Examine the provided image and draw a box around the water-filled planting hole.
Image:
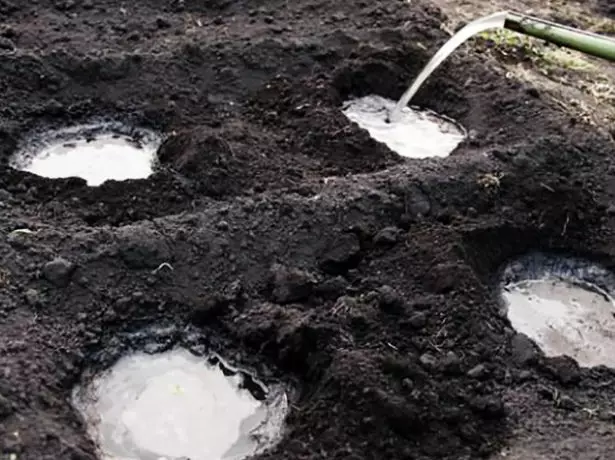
[10,123,161,186]
[72,348,289,460]
[500,253,615,368]
[341,95,466,159]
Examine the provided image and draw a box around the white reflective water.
[72,349,289,460]
[11,124,160,186]
[342,95,465,158]
[389,11,508,122]
[503,277,615,368]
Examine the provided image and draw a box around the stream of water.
[388,11,509,122]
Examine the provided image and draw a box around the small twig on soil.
[537,210,546,229]
[561,213,570,236]
[581,407,599,418]
[385,341,399,351]
[331,126,352,137]
[153,262,174,274]
[428,340,443,353]
[595,379,614,388]
[217,137,235,158]
[540,182,555,192]
[435,324,448,339]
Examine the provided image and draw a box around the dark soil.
[595,0,615,19]
[2,1,615,459]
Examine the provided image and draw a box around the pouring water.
[347,10,615,158]
[387,11,508,123]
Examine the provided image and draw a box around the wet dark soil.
[2,1,615,459]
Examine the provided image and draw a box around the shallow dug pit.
[500,253,615,368]
[10,123,161,186]
[72,348,289,460]
[341,95,466,159]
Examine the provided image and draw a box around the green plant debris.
[590,18,615,36]
[478,29,535,51]
[475,29,593,72]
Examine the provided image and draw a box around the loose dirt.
[2,1,615,459]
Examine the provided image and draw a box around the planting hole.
[10,124,161,186]
[72,348,289,460]
[501,254,615,368]
[341,95,465,158]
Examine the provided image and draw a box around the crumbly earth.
[2,1,615,459]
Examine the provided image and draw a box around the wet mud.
[2,0,615,459]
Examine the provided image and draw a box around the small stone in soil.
[556,394,579,411]
[314,276,349,299]
[544,356,581,385]
[467,364,488,379]
[42,257,76,287]
[156,17,171,28]
[440,352,462,375]
[24,288,42,306]
[373,227,401,245]
[469,395,506,419]
[270,264,316,304]
[408,312,428,329]
[377,285,405,312]
[0,37,15,50]
[510,333,539,365]
[321,233,361,273]
[419,353,437,369]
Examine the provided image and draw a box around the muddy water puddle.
[72,348,289,460]
[10,124,161,186]
[502,255,615,368]
[342,95,465,158]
